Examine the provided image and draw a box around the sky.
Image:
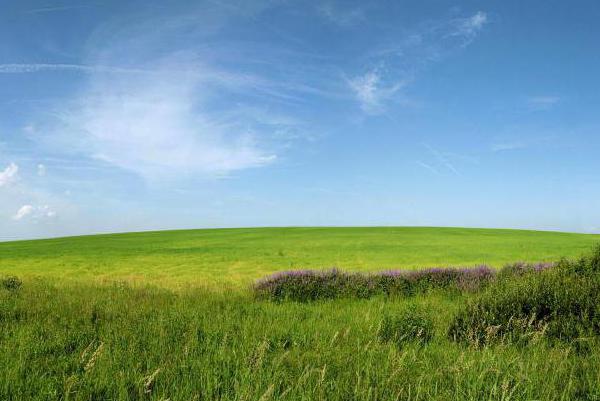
[1,0,599,240]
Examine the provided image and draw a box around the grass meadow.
[2,227,600,400]
[0,226,597,287]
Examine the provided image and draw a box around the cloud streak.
[0,163,19,187]
[0,63,147,74]
[416,161,440,175]
[491,141,528,152]
[422,144,462,176]
[23,4,98,14]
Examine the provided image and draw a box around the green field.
[1,227,598,288]
[2,227,600,400]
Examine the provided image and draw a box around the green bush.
[378,307,434,347]
[449,247,600,346]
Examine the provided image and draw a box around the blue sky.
[1,0,599,239]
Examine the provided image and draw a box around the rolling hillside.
[1,227,598,287]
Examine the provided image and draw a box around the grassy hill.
[3,227,600,400]
[0,226,598,287]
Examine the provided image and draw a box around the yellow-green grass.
[1,227,598,288]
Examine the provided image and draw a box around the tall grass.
[3,272,600,400]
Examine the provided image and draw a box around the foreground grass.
[1,227,598,288]
[2,281,600,401]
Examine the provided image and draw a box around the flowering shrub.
[254,265,496,302]
[496,261,555,278]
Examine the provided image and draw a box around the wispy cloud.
[348,11,488,114]
[422,144,464,176]
[0,62,320,104]
[527,95,560,110]
[416,161,440,175]
[491,134,556,153]
[0,163,19,187]
[347,70,405,114]
[13,205,33,220]
[23,4,97,14]
[317,2,365,27]
[13,204,56,221]
[447,11,488,45]
[491,141,528,152]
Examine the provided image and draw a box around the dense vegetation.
[2,228,600,400]
[449,247,600,346]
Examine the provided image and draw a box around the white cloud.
[347,70,404,114]
[13,204,57,221]
[13,205,33,220]
[37,164,47,176]
[0,163,19,187]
